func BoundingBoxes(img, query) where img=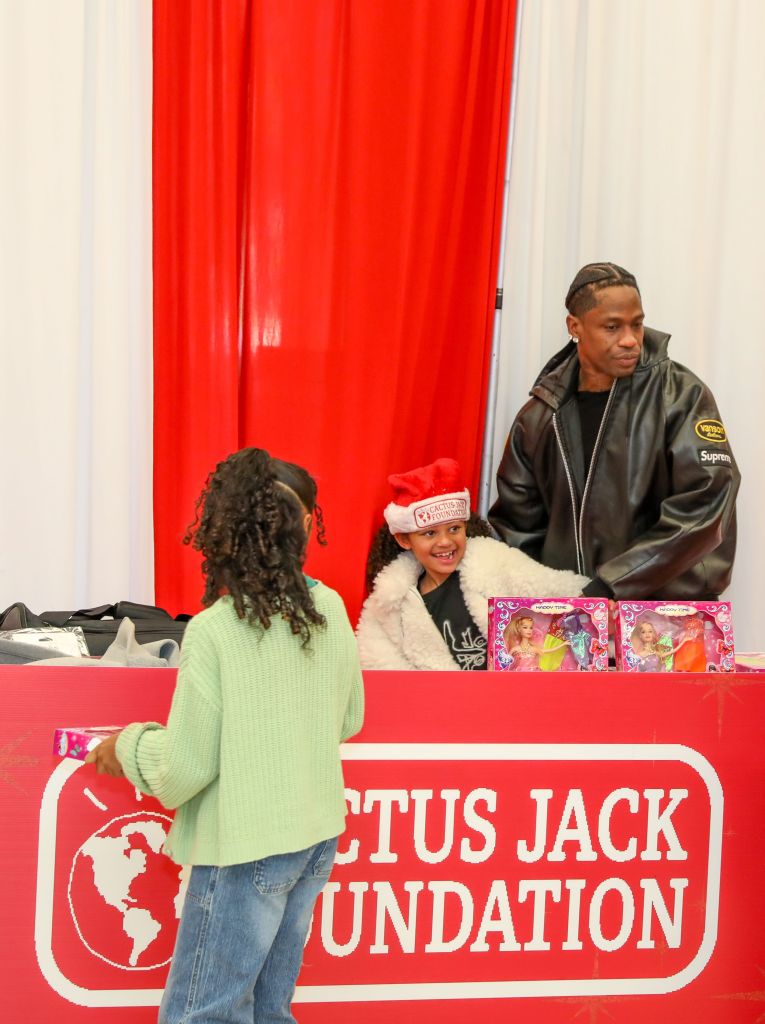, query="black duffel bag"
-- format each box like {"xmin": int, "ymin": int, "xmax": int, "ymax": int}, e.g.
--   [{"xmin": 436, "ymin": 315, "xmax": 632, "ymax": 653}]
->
[{"xmin": 0, "ymin": 601, "xmax": 191, "ymax": 657}]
